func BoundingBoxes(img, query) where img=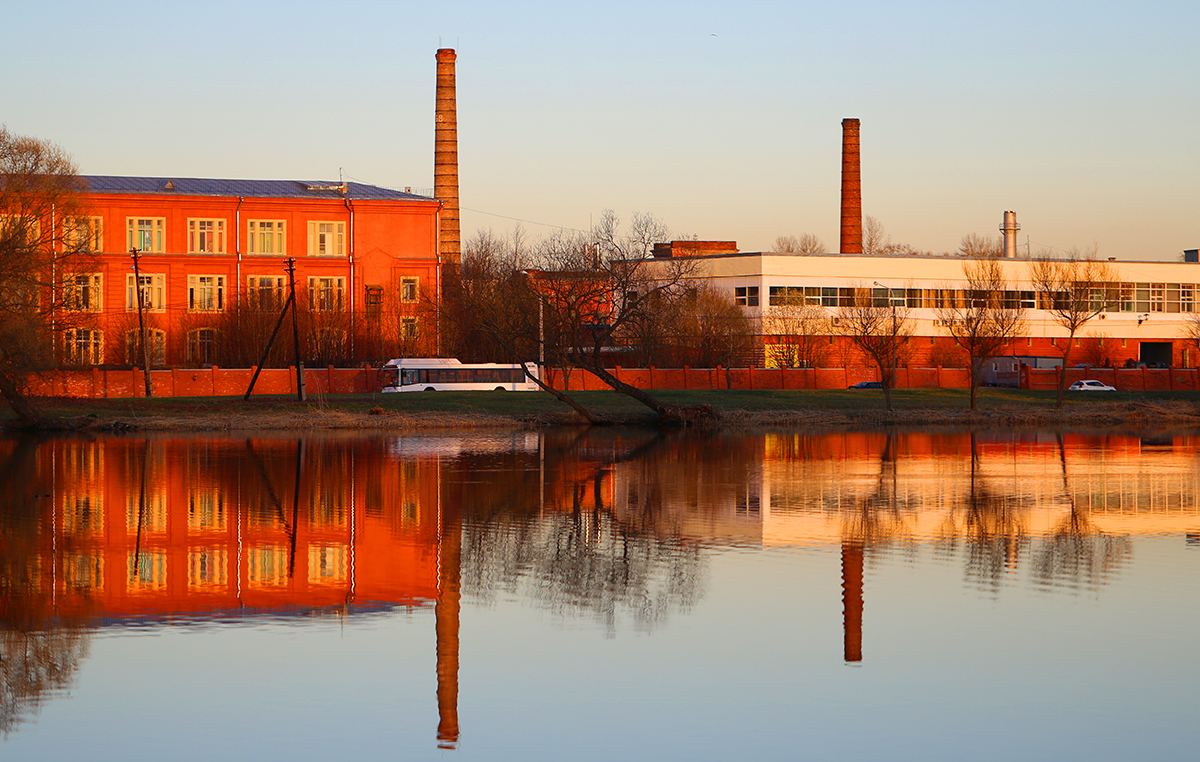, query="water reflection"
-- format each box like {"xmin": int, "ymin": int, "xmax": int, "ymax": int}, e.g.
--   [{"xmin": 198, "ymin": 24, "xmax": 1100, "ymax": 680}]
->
[{"xmin": 1, "ymin": 428, "xmax": 1198, "ymax": 746}]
